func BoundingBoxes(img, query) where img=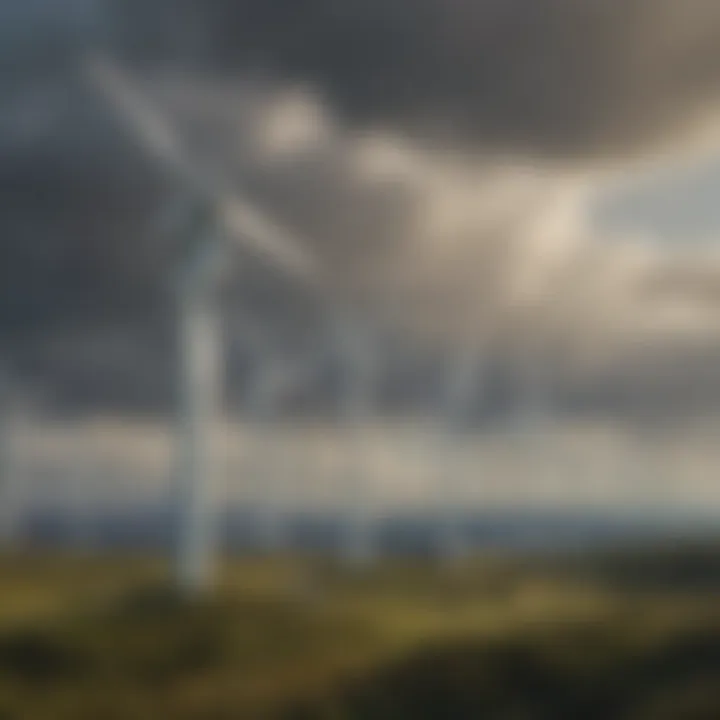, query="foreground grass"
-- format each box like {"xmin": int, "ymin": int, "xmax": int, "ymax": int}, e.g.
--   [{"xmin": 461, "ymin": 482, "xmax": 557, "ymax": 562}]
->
[{"xmin": 1, "ymin": 549, "xmax": 720, "ymax": 718}]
